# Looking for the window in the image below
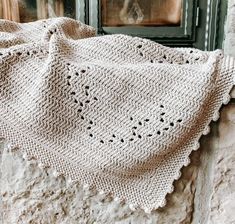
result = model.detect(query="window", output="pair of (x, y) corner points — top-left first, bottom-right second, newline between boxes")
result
(0, 0), (227, 50)
(94, 0), (194, 44)
(101, 0), (182, 27)
(0, 0), (76, 22)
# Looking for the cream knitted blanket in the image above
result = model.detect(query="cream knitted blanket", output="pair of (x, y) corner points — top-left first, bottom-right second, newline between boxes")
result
(0, 17), (235, 212)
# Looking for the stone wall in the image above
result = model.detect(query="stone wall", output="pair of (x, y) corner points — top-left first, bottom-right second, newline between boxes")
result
(194, 1), (235, 223)
(224, 0), (235, 57)
(209, 1), (235, 223)
(0, 145), (199, 224)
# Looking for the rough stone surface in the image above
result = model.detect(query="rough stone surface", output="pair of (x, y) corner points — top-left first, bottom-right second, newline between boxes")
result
(224, 0), (235, 57)
(206, 1), (235, 223)
(0, 144), (200, 224)
(208, 104), (235, 224)
(192, 104), (235, 224)
(193, 2), (235, 223)
(225, 0), (235, 98)
(192, 123), (218, 224)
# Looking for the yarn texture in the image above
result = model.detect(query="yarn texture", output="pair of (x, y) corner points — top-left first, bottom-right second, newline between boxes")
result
(0, 17), (235, 211)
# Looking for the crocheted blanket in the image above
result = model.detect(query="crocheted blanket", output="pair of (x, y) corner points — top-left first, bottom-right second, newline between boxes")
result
(0, 17), (235, 212)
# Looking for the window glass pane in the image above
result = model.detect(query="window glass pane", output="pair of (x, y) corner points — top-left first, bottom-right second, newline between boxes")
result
(101, 0), (182, 27)
(0, 0), (76, 22)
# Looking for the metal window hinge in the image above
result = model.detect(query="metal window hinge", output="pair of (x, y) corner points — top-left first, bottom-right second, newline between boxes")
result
(196, 7), (200, 27)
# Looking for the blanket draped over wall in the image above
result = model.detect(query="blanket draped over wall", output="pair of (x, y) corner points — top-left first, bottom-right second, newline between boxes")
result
(0, 17), (234, 212)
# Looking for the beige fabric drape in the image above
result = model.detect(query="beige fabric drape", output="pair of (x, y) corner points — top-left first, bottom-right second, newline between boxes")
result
(0, 18), (235, 211)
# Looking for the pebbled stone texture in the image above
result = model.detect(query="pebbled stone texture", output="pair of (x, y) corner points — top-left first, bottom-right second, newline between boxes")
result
(208, 104), (235, 224)
(0, 145), (200, 224)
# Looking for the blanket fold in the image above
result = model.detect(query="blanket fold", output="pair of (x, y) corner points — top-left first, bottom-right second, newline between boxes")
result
(0, 17), (235, 211)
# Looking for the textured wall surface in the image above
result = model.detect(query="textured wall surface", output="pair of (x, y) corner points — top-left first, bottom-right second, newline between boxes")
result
(193, 3), (235, 223)
(208, 1), (235, 223)
(224, 0), (235, 56)
(193, 104), (235, 224)
(209, 104), (235, 224)
(0, 143), (200, 224)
